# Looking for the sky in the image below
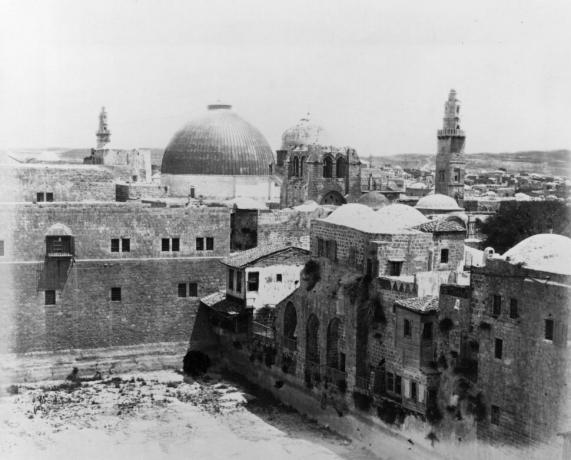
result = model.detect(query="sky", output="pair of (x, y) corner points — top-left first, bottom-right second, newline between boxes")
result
(0, 0), (570, 156)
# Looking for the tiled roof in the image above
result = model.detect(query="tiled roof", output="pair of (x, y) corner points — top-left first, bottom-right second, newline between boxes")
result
(221, 244), (309, 268)
(200, 291), (244, 315)
(395, 295), (439, 313)
(414, 218), (465, 233)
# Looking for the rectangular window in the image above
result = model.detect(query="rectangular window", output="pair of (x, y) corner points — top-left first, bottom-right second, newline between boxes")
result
(162, 238), (170, 252)
(172, 238), (180, 252)
(121, 238), (130, 252)
(228, 269), (234, 290)
(196, 237), (204, 251)
(188, 282), (198, 297)
(387, 372), (394, 392)
(404, 318), (412, 337)
(236, 270), (242, 293)
(111, 287), (122, 302)
(491, 405), (500, 425)
(492, 295), (502, 317)
(440, 248), (449, 264)
(247, 271), (260, 292)
(394, 375), (402, 395)
(410, 381), (418, 401)
(0, 240), (4, 256)
(509, 298), (518, 319)
(190, 186), (195, 198)
(46, 192), (54, 202)
(545, 319), (554, 341)
(317, 238), (325, 257)
(111, 239), (120, 252)
(366, 258), (373, 278)
(422, 322), (433, 340)
(276, 274), (282, 282)
(494, 338), (503, 359)
(206, 237), (214, 251)
(178, 283), (187, 297)
(389, 261), (402, 276)
(45, 290), (56, 305)
(37, 192), (45, 202)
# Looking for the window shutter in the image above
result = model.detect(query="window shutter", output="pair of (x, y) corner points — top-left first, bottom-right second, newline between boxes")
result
(403, 378), (410, 398)
(418, 383), (426, 403)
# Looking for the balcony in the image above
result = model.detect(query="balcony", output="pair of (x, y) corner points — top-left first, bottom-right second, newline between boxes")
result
(252, 321), (274, 344)
(437, 128), (465, 137)
(282, 336), (297, 352)
(324, 366), (347, 392)
(354, 375), (371, 395)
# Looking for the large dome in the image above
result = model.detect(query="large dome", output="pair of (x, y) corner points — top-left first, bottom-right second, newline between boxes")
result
(502, 234), (571, 275)
(281, 115), (335, 150)
(162, 104), (275, 176)
(415, 194), (462, 211)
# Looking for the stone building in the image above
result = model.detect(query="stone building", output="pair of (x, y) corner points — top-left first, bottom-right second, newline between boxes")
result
(435, 90), (466, 203)
(161, 103), (280, 203)
(277, 116), (362, 207)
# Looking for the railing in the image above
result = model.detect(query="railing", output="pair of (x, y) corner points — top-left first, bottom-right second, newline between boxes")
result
(354, 375), (371, 394)
(324, 366), (347, 392)
(252, 321), (274, 340)
(437, 128), (465, 137)
(282, 336), (297, 352)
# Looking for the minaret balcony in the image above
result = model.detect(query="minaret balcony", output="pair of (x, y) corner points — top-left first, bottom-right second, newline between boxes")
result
(437, 128), (465, 137)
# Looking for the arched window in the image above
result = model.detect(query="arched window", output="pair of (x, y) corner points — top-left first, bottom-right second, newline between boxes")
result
(306, 314), (320, 365)
(326, 318), (342, 369)
(293, 156), (300, 177)
(323, 156), (333, 178)
(300, 157), (305, 177)
(283, 302), (297, 349)
(336, 157), (346, 178)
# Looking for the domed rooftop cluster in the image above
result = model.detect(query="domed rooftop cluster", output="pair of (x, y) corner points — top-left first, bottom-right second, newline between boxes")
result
(415, 194), (462, 212)
(502, 234), (571, 275)
(281, 115), (335, 150)
(322, 203), (428, 233)
(161, 104), (275, 176)
(357, 191), (389, 210)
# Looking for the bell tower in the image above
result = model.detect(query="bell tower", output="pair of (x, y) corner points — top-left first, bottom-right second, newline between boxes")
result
(96, 106), (111, 148)
(435, 89), (465, 203)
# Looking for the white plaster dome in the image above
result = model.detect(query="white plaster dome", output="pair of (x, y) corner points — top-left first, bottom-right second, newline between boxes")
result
(357, 191), (390, 210)
(324, 203), (374, 225)
(502, 233), (571, 275)
(415, 194), (462, 211)
(281, 115), (335, 150)
(161, 104), (275, 176)
(376, 204), (428, 229)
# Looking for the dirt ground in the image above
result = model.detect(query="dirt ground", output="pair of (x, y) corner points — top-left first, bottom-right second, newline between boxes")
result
(0, 370), (380, 460)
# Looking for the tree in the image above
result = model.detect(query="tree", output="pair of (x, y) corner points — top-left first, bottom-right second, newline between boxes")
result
(480, 201), (571, 254)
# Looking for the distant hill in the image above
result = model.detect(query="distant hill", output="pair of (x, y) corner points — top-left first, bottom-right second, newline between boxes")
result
(373, 149), (571, 176)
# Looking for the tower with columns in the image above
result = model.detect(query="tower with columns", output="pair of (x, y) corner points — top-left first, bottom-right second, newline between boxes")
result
(96, 106), (111, 148)
(435, 89), (466, 203)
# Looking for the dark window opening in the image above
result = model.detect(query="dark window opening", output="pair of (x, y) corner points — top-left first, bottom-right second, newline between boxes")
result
(46, 192), (54, 202)
(440, 248), (449, 264)
(317, 238), (325, 257)
(228, 269), (234, 290)
(188, 282), (198, 297)
(196, 238), (204, 251)
(394, 375), (402, 395)
(206, 237), (214, 251)
(45, 290), (56, 305)
(410, 381), (418, 401)
(336, 157), (346, 178)
(492, 295), (501, 317)
(422, 322), (433, 340)
(545, 318), (554, 341)
(122, 238), (130, 252)
(491, 405), (500, 425)
(494, 338), (503, 359)
(387, 372), (394, 392)
(389, 261), (402, 276)
(178, 283), (187, 297)
(509, 298), (518, 319)
(111, 239), (120, 252)
(162, 238), (170, 252)
(323, 156), (333, 178)
(247, 272), (260, 292)
(172, 238), (180, 252)
(190, 186), (195, 198)
(37, 192), (45, 202)
(404, 319), (412, 337)
(0, 240), (4, 256)
(236, 271), (242, 293)
(276, 274), (282, 282)
(325, 239), (337, 261)
(366, 258), (374, 278)
(111, 287), (122, 302)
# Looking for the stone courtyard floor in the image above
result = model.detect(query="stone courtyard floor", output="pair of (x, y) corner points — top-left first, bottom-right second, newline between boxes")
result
(0, 370), (385, 460)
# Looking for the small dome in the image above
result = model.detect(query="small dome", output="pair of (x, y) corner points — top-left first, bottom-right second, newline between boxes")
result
(358, 191), (389, 210)
(324, 203), (374, 225)
(515, 192), (531, 201)
(408, 182), (428, 190)
(45, 223), (73, 236)
(376, 204), (428, 229)
(503, 234), (571, 275)
(415, 194), (462, 211)
(281, 115), (335, 150)
(162, 104), (275, 176)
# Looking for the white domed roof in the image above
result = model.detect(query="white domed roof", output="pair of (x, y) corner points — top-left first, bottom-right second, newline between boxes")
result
(415, 194), (462, 211)
(376, 204), (428, 229)
(357, 191), (390, 210)
(324, 203), (374, 225)
(408, 182), (428, 190)
(503, 234), (571, 275)
(281, 115), (336, 150)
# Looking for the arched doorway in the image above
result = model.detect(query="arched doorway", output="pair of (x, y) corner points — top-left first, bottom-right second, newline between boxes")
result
(336, 157), (346, 178)
(323, 156), (333, 178)
(320, 190), (346, 205)
(283, 301), (297, 351)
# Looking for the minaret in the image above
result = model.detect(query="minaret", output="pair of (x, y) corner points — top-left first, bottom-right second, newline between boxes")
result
(96, 106), (111, 148)
(435, 89), (466, 203)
